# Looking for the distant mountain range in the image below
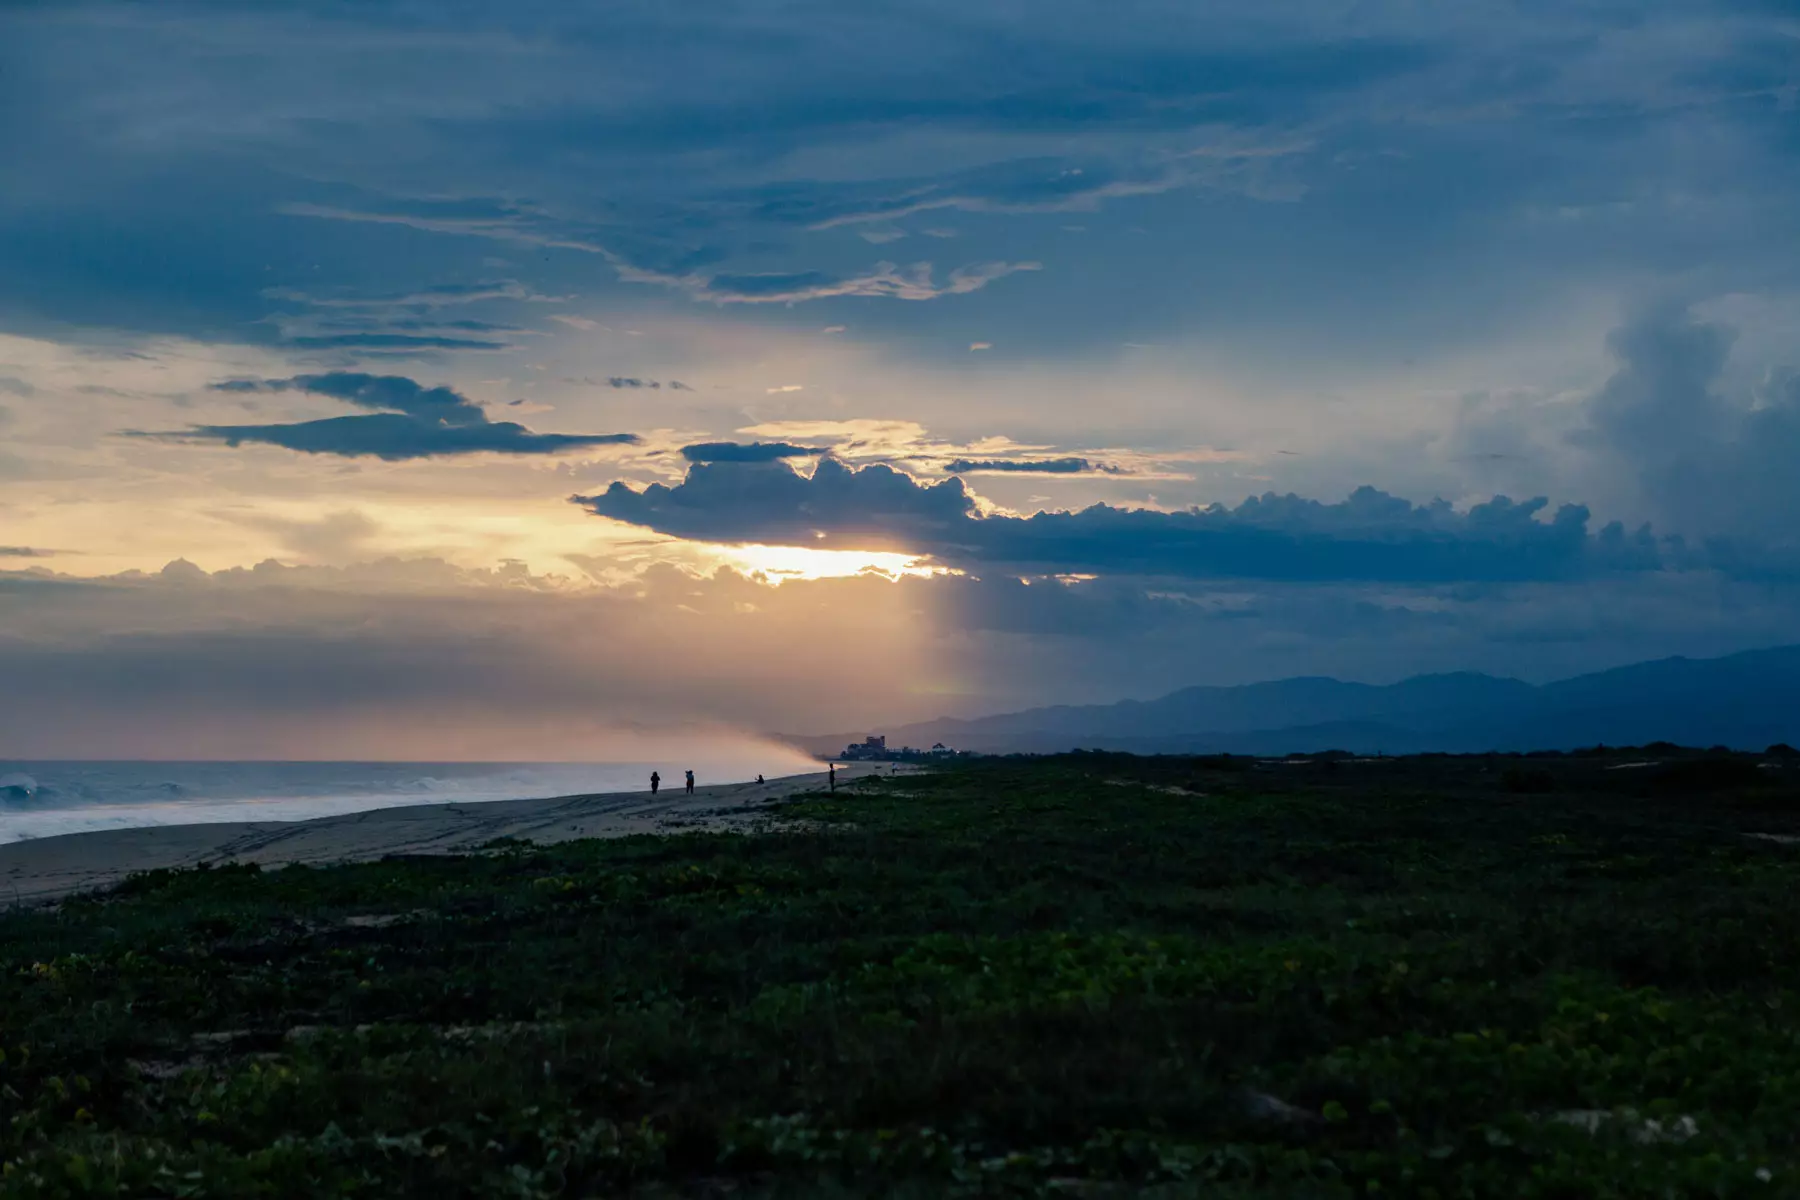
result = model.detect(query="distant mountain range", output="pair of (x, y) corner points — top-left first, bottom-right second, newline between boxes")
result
(785, 645), (1800, 757)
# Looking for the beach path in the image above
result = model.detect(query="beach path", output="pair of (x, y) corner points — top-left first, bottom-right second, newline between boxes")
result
(0, 765), (893, 907)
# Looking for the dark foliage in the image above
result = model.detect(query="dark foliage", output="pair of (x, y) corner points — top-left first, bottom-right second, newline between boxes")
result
(1500, 767), (1556, 794)
(3, 752), (1800, 1196)
(1650, 757), (1765, 793)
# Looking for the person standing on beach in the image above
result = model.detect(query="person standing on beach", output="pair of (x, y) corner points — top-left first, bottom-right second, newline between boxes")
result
(829, 763), (836, 792)
(685, 769), (695, 795)
(650, 771), (660, 795)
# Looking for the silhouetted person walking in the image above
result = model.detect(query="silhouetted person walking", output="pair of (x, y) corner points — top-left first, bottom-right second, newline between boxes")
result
(685, 769), (695, 795)
(650, 771), (660, 795)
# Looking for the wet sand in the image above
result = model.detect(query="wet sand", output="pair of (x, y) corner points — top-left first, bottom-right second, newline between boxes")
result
(0, 764), (899, 907)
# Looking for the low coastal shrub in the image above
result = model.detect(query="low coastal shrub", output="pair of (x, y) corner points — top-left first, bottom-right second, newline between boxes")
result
(1500, 767), (1555, 794)
(3, 753), (1798, 1197)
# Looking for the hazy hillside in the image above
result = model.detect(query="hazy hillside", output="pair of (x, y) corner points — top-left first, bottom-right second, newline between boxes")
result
(788, 645), (1800, 756)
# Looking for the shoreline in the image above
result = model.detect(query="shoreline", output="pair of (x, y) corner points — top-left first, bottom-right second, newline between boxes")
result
(0, 763), (902, 907)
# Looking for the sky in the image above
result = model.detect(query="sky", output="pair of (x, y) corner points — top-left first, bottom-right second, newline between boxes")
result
(3, 1), (1800, 757)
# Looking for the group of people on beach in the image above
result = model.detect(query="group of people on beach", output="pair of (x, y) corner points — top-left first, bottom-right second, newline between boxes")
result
(649, 765), (846, 796)
(648, 770), (695, 796)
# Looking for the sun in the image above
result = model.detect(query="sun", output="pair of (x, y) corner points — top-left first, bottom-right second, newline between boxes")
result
(708, 542), (947, 582)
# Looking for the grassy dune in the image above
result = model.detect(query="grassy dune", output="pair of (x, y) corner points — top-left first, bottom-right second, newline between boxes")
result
(4, 752), (1800, 1197)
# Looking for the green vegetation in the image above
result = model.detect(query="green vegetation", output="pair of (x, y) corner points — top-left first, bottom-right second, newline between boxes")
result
(5, 751), (1800, 1197)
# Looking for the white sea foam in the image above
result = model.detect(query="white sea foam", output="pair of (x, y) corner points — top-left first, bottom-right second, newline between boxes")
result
(0, 751), (812, 844)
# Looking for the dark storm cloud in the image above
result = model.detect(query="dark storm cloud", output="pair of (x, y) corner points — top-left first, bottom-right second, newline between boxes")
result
(945, 457), (1122, 475)
(576, 457), (1695, 583)
(680, 438), (828, 464)
(3, 0), (1793, 365)
(174, 415), (639, 461)
(592, 378), (692, 390)
(479, 36), (1433, 170)
(681, 442), (828, 464)
(150, 372), (639, 461)
(214, 373), (490, 424)
(578, 458), (970, 552)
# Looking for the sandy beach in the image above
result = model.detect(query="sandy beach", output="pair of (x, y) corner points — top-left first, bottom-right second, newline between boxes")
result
(0, 764), (898, 907)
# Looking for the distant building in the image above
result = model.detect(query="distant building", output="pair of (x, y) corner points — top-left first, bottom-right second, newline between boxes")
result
(837, 734), (968, 763)
(841, 734), (888, 760)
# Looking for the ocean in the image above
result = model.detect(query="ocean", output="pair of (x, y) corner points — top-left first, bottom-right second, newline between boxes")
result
(0, 755), (807, 844)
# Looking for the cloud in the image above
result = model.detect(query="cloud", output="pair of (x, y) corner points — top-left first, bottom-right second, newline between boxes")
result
(681, 442), (828, 464)
(361, 318), (522, 334)
(945, 457), (1122, 475)
(0, 377), (34, 398)
(12, 548), (1800, 756)
(264, 281), (562, 309)
(217, 509), (382, 565)
(1580, 303), (1735, 475)
(255, 281), (550, 351)
(801, 161), (1238, 231)
(8, 1), (1798, 377)
(276, 203), (613, 256)
(144, 372), (639, 461)
(0, 547), (53, 558)
(677, 260), (1042, 305)
(0, 557), (944, 755)
(605, 377), (691, 390)
(281, 333), (509, 351)
(737, 418), (931, 457)
(6, 6), (1800, 739)
(1575, 305), (1800, 542)
(577, 457), (972, 554)
(575, 457), (1702, 583)
(161, 415), (639, 461)
(283, 206), (1040, 306)
(214, 373), (491, 424)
